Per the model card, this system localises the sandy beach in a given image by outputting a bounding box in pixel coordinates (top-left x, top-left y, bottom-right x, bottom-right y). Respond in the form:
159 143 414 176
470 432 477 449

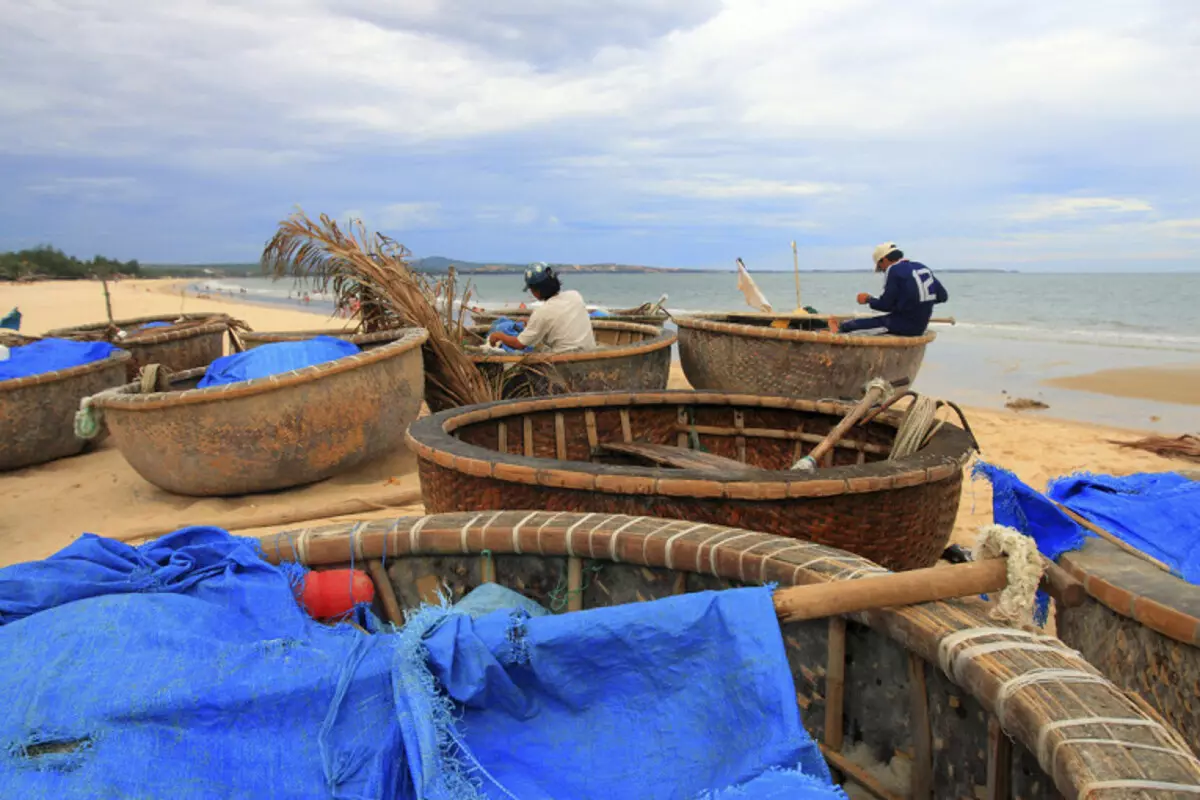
1 278 1193 568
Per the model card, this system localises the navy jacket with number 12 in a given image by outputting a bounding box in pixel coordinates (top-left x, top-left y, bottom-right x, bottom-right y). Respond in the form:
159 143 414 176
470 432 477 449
868 260 948 336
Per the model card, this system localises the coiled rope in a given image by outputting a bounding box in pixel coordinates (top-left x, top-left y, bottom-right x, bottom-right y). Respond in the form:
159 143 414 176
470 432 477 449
889 394 940 459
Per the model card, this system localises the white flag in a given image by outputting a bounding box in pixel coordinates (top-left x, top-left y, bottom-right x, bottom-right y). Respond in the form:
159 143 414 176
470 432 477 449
736 259 772 312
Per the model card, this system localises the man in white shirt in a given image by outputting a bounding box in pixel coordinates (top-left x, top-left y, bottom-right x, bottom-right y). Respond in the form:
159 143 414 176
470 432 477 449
487 263 597 353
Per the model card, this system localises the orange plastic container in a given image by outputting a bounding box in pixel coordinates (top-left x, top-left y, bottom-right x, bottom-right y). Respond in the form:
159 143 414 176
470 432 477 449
299 569 375 618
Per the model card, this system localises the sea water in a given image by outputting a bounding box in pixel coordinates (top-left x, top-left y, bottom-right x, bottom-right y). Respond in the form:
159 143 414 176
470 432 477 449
197 271 1200 429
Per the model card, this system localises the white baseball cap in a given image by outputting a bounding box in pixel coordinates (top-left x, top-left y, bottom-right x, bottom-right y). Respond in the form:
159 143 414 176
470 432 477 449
872 242 900 265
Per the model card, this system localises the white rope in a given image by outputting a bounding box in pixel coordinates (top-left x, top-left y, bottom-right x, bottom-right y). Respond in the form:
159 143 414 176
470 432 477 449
1051 738 1200 773
889 394 938 459
407 516 430 554
458 513 483 554
605 516 643 563
510 511 540 555
534 511 566 555
973 524 1045 627
995 669 1109 727
1036 717 1166 766
563 513 596 558
694 528 734 574
1078 780 1200 797
950 641 1081 678
663 523 709 571
937 626 1046 677
757 542 820 583
706 531 759 577
642 519 687 567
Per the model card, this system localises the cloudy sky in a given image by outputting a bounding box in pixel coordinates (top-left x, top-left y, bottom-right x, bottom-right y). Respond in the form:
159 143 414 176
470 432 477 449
2 0 1198 270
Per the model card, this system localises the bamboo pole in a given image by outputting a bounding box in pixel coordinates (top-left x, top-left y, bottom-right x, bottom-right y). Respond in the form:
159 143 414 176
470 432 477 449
791 241 802 311
1054 502 1172 574
908 654 933 799
824 616 846 751
773 558 1009 622
112 488 423 543
366 559 405 626
792 381 889 471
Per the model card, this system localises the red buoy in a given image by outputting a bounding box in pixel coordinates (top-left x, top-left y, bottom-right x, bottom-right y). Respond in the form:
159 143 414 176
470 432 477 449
299 569 375 619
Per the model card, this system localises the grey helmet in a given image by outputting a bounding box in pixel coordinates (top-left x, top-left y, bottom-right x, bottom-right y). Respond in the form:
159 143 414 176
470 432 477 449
523 262 554 289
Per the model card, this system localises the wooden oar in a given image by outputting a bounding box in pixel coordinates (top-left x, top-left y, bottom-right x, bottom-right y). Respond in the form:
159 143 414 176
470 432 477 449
773 558 1009 622
791 381 891 471
1053 502 1172 574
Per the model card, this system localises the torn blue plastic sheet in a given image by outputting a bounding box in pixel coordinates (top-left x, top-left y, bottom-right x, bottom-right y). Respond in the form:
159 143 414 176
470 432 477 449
1048 471 1200 584
0 529 841 799
197 335 359 388
0 339 121 382
486 317 533 353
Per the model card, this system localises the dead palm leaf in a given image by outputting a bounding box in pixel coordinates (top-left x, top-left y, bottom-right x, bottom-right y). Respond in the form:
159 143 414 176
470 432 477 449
261 210 492 411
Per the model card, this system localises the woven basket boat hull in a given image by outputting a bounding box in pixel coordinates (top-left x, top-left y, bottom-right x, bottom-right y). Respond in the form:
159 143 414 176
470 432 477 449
676 315 934 400
257 511 1200 798
465 321 674 400
46 313 235 380
472 310 668 328
1056 538 1200 746
0 351 132 471
92 331 428 496
240 328 417 351
406 391 973 571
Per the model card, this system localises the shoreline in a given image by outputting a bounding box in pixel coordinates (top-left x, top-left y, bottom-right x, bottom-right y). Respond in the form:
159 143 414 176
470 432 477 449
1 277 1194 568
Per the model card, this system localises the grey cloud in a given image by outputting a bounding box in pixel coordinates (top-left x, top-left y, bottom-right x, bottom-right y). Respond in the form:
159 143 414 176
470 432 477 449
326 0 721 68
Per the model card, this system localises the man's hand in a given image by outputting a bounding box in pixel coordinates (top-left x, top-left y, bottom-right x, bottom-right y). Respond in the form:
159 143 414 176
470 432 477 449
856 293 871 305
487 332 501 346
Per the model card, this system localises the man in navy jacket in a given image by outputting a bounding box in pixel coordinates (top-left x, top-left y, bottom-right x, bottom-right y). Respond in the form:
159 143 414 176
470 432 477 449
839 243 948 336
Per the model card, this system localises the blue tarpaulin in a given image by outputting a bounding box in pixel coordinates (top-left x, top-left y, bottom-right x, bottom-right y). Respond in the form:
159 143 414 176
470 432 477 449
137 321 173 330
198 335 360 388
1048 472 1200 583
975 461 1200 584
485 317 532 353
0 529 843 799
0 338 121 382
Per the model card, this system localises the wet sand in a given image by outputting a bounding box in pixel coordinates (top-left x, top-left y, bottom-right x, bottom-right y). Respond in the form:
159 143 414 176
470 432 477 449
1045 364 1200 406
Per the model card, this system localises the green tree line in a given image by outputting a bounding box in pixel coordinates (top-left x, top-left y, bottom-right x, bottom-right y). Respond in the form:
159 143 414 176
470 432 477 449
1 246 141 281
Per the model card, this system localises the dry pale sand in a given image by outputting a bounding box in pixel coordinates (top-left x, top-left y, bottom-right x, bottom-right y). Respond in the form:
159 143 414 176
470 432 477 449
1 279 1193 567
1045 364 1200 406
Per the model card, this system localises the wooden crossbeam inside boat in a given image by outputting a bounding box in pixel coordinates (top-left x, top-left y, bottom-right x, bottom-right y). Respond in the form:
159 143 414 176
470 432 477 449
594 441 761 473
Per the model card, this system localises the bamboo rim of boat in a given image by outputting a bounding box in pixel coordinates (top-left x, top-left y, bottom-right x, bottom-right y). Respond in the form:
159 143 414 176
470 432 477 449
404 390 972 499
239 328 413 347
465 321 675 365
1058 540 1200 647
45 312 238 346
675 314 936 348
91 329 428 411
254 510 1200 795
0 350 133 392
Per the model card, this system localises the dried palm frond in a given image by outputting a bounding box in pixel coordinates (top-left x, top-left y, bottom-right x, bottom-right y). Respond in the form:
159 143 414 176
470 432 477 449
261 210 492 411
1108 434 1200 464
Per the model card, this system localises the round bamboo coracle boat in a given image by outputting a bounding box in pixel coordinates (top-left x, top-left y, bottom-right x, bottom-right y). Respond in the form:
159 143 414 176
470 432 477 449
405 391 975 570
676 313 934 400
88 330 428 496
463 320 674 397
258 511 1200 798
0 349 132 471
239 327 417 352
1055 538 1200 747
45 313 243 380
